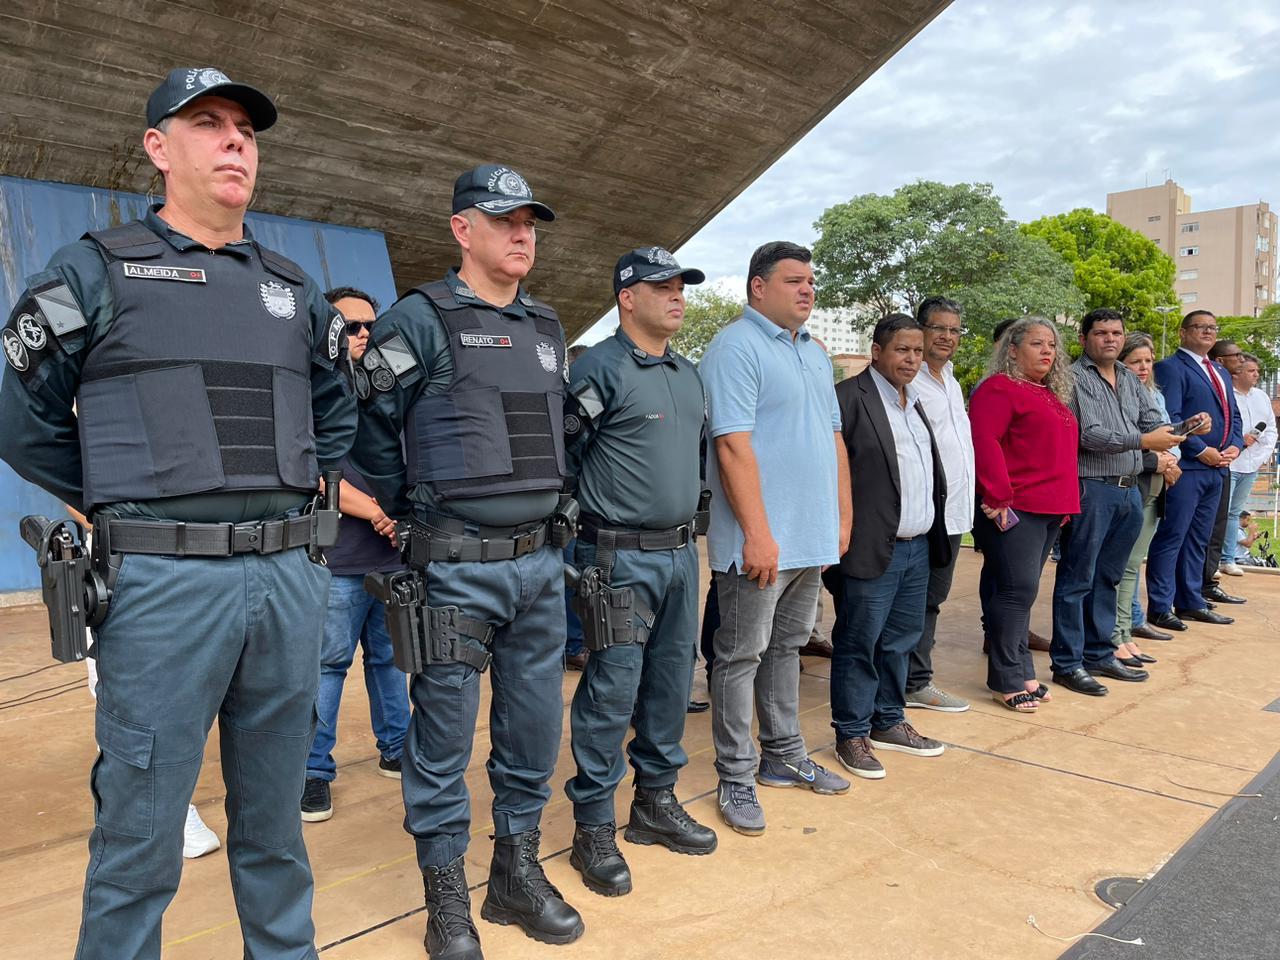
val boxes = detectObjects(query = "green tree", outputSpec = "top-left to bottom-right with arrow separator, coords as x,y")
671,288 -> 742,361
1021,208 -> 1178,336
813,181 -> 1010,320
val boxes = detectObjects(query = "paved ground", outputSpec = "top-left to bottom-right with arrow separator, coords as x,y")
1,549 -> 1276,959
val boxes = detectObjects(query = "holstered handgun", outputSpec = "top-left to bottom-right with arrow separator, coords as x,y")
308,469 -> 343,564
364,568 -> 428,673
571,564 -> 654,652
550,494 -> 580,549
20,515 -> 109,663
693,488 -> 712,538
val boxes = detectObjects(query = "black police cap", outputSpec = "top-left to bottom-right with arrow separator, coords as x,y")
146,67 -> 278,131
452,164 -> 555,222
613,247 -> 706,296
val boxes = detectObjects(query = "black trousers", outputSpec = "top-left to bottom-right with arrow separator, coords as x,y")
700,579 -> 719,679
906,533 -> 963,692
1201,472 -> 1231,590
973,510 -> 1061,693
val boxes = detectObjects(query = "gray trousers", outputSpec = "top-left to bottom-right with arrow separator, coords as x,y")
907,533 -> 963,693
709,565 -> 820,783
79,547 -> 330,960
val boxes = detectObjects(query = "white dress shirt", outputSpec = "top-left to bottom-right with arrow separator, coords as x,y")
869,366 -> 934,538
913,360 -> 975,535
1231,386 -> 1277,474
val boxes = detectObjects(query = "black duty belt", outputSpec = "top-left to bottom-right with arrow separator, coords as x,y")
1089,475 -> 1138,488
97,515 -> 315,557
577,516 -> 695,552
404,513 -> 551,564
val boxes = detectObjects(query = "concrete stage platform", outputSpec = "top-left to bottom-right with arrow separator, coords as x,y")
1,549 -> 1276,958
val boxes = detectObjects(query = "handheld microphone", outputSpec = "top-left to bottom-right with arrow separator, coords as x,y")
1247,420 -> 1268,439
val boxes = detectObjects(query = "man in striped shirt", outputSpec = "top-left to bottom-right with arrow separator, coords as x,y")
1049,309 -> 1184,697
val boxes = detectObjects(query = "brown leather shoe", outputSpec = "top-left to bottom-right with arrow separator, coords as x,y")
1028,631 -> 1051,652
799,637 -> 834,658
566,652 -> 588,671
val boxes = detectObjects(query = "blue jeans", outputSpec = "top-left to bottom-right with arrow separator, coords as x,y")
1223,471 -> 1258,564
307,575 -> 410,782
830,536 -> 929,740
1051,480 -> 1143,673
564,542 -> 586,657
80,548 -> 329,960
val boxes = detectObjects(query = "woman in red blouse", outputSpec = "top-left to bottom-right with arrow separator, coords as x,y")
970,317 -> 1079,712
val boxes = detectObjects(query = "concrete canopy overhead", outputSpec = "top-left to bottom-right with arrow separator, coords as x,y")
0,0 -> 950,337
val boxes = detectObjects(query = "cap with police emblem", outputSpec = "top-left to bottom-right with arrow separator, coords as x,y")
452,164 -> 556,222
147,66 -> 278,131
613,247 -> 706,296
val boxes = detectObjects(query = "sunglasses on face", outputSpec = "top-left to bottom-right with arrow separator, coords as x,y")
345,321 -> 375,335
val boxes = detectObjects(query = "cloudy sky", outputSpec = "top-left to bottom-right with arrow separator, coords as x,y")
579,0 -> 1280,341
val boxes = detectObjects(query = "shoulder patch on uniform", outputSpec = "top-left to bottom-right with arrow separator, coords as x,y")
371,367 -> 396,392
353,365 -> 371,399
563,413 -> 582,436
376,334 -> 419,378
571,382 -> 605,425
30,281 -> 87,337
3,329 -> 28,371
327,314 -> 344,360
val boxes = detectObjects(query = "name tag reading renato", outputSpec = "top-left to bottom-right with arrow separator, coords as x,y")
460,333 -> 512,348
122,263 -> 207,283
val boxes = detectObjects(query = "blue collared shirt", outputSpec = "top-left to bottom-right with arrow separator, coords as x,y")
869,366 -> 934,538
699,305 -> 842,572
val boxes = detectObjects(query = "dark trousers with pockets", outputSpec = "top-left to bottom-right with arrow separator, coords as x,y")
78,547 -> 330,960
973,509 -> 1060,694
906,533 -> 963,693
402,543 -> 566,870
565,541 -> 699,825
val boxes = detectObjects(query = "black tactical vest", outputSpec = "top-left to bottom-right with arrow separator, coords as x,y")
404,280 -> 566,499
77,220 -> 319,508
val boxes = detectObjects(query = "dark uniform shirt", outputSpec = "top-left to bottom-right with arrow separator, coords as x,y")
352,269 -> 561,526
0,206 -> 356,520
565,328 -> 706,529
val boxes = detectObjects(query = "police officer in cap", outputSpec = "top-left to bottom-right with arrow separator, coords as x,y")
563,248 -> 718,897
0,67 -> 355,958
353,164 -> 583,958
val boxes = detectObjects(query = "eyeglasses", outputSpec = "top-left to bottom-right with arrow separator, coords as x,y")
1187,324 -> 1219,333
345,321 -> 375,335
923,323 -> 966,336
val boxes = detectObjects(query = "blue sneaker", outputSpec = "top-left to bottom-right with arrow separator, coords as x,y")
757,756 -> 850,795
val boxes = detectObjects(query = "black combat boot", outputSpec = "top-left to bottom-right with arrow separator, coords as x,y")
624,785 -> 718,855
480,829 -> 585,945
569,821 -> 632,896
423,856 -> 483,959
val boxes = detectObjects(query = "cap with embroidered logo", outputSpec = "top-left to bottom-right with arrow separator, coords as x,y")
613,247 -> 705,296
452,164 -> 556,221
146,66 -> 277,131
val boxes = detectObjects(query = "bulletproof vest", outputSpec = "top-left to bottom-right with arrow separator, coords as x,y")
405,280 -> 566,499
76,220 -> 319,508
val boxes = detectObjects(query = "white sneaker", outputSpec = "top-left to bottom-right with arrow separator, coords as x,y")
183,804 -> 221,859
1220,562 -> 1245,577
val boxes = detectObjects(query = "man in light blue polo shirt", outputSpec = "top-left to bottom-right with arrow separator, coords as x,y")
700,241 -> 852,836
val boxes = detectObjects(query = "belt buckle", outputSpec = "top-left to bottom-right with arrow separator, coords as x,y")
513,528 -> 537,556
231,522 -> 264,554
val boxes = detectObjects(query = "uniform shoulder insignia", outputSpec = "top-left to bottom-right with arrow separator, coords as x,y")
570,381 -> 605,425
3,291 -> 65,385
259,246 -> 305,284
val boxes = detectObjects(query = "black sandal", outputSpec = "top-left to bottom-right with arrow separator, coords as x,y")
993,692 -> 1038,713
1031,683 -> 1051,701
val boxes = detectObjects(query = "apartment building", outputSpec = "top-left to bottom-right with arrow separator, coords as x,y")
1106,179 -> 1278,317
806,307 -> 872,356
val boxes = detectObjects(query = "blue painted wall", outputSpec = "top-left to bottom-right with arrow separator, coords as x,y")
0,175 -> 396,592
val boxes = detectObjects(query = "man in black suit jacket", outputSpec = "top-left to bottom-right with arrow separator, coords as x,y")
826,314 -> 952,782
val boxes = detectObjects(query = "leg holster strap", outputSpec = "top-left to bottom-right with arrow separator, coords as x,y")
572,567 -> 655,652
426,605 -> 496,672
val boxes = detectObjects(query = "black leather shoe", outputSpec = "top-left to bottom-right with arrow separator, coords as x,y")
424,857 -> 483,960
1134,652 -> 1157,664
1118,656 -> 1145,668
482,830 -> 585,943
1052,667 -> 1109,696
686,699 -> 710,714
1148,611 -> 1187,632
1132,623 -> 1173,641
1176,607 -> 1235,625
1087,656 -> 1149,682
569,822 -> 631,897
1204,585 -> 1246,605
625,786 -> 718,855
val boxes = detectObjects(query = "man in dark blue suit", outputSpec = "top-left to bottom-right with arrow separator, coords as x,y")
1146,310 -> 1243,630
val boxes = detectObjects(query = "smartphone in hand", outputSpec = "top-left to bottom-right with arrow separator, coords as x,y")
996,507 -> 1020,532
